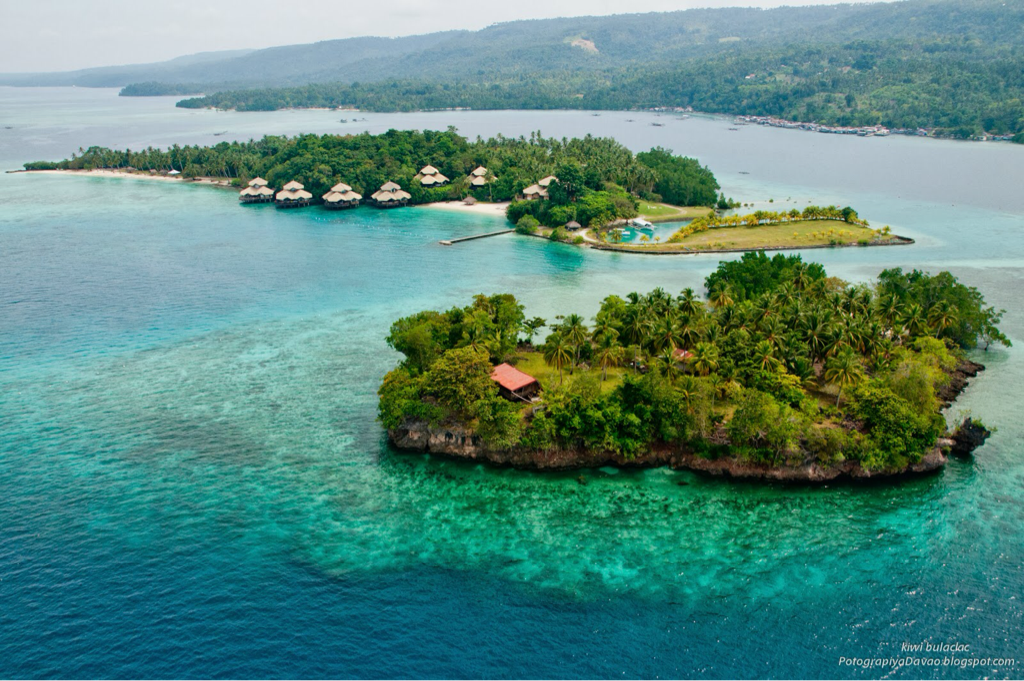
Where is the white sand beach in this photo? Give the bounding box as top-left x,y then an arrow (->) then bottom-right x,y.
422,200 -> 510,217
23,169 -> 234,187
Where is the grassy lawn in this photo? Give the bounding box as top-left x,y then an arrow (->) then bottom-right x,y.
605,220 -> 896,252
513,351 -> 628,394
637,202 -> 713,222
677,220 -> 885,250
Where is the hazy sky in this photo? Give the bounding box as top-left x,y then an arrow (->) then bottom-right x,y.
2,0 -> 880,73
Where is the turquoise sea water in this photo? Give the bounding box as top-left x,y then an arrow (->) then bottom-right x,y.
1,88 -> 1023,679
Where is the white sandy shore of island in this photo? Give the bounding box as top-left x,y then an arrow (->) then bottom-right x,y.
18,169 -> 234,187
421,200 -> 510,217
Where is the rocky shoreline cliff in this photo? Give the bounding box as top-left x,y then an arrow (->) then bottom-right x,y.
387,359 -> 989,483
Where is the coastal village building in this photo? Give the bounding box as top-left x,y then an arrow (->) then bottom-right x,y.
239,177 -> 274,204
416,165 -> 449,187
275,180 -> 312,208
521,184 -> 548,200
522,175 -> 557,200
490,363 -> 540,402
322,182 -> 362,209
469,166 -> 489,188
371,181 -> 411,208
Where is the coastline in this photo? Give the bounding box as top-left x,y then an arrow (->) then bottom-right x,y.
387,358 -> 986,483
421,200 -> 510,217
589,234 -> 915,256
11,168 -> 236,188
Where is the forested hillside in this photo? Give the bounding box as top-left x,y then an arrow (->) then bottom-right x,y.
5,0 -> 1023,136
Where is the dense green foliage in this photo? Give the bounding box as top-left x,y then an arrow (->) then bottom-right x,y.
379,255 -> 1009,470
9,0 -> 1022,136
27,130 -> 717,214
170,0 -> 1024,138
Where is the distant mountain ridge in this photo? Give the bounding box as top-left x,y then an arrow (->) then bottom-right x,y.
3,0 -> 1022,90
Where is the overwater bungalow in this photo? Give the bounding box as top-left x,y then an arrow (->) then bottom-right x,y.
416,165 -> 449,187
275,180 -> 313,208
490,363 -> 540,402
469,166 -> 490,188
371,181 -> 411,208
322,182 -> 362,209
239,177 -> 274,204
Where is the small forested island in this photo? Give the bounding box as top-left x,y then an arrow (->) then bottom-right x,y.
22,130 -> 723,218
379,253 -> 1008,481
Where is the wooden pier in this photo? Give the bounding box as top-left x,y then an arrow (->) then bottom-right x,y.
439,229 -> 514,246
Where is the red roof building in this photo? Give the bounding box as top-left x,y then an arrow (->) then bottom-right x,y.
490,363 -> 541,401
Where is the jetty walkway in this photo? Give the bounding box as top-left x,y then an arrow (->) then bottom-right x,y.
439,229 -> 514,246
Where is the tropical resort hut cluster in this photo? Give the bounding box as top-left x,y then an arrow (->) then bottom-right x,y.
522,175 -> 557,200
371,181 -> 412,208
469,166 -> 490,188
275,180 -> 313,208
416,165 -> 449,187
239,177 -> 274,204
490,363 -> 541,402
322,182 -> 362,209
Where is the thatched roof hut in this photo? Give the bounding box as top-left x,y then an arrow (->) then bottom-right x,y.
275,181 -> 313,208
565,220 -> 582,231
538,175 -> 558,187
416,165 -> 450,187
322,182 -> 363,209
522,184 -> 548,200
240,176 -> 274,203
471,166 -> 488,177
371,181 -> 411,207
463,196 -> 478,205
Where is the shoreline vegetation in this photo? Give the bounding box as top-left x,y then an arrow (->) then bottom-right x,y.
20,130 -> 912,255
20,130 -> 721,216
157,0 -> 1024,144
379,254 -> 1009,482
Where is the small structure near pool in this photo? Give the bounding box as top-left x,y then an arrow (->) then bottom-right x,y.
490,363 -> 540,402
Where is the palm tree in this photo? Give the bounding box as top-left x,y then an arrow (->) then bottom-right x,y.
824,348 -> 864,406
677,288 -> 703,317
522,317 -> 546,345
593,334 -> 624,381
691,342 -> 720,377
928,300 -> 958,338
543,333 -> 573,384
902,303 -> 927,337
622,307 -> 651,371
562,314 -> 589,369
651,314 -> 682,355
753,340 -> 782,372
708,284 -> 734,310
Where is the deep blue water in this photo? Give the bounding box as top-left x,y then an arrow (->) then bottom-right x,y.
1,88 -> 1023,679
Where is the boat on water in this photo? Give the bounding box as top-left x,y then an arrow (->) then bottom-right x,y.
628,218 -> 655,230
